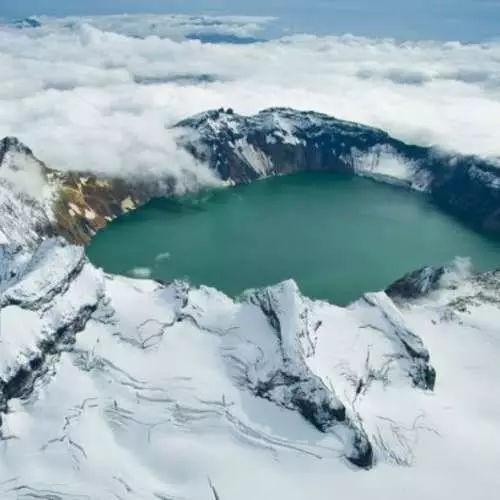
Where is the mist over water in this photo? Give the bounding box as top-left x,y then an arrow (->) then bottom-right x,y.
88,174 -> 500,305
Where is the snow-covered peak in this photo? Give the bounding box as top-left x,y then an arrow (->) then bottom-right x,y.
0,137 -> 41,173
176,107 -> 388,145
0,137 -> 45,174
0,137 -> 50,201
176,107 -> 500,232
0,237 -> 499,498
0,136 -> 32,156
0,137 -> 59,246
0,238 -> 428,477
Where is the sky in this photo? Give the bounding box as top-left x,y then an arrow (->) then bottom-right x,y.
2,0 -> 500,42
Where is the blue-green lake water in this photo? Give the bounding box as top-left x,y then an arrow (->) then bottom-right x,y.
88,174 -> 500,305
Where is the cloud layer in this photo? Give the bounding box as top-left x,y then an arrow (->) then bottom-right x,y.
0,15 -> 499,184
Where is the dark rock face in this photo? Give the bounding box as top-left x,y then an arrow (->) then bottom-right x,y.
428,157 -> 500,233
245,284 -> 374,468
3,107 -> 500,246
386,265 -> 446,300
176,107 -> 407,183
0,137 -> 33,160
416,363 -> 437,393
254,370 -> 347,428
175,107 -> 500,236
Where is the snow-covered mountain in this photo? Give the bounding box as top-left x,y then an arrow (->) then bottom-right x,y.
0,137 -> 175,246
0,137 -> 57,246
176,107 -> 500,234
1,108 -> 500,498
2,107 -> 500,248
1,236 -> 499,499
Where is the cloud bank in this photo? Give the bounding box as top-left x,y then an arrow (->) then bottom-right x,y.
5,13 -> 275,40
0,14 -> 499,184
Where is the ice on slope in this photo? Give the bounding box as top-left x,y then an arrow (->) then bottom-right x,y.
232,138 -> 273,175
2,239 -> 498,498
0,137 -> 58,246
0,239 -> 103,382
351,144 -> 433,191
0,140 -> 48,201
0,180 -> 52,246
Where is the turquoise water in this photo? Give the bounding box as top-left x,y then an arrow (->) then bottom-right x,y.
88,174 -> 500,305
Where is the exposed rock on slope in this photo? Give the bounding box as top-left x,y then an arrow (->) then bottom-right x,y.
0,237 -> 436,490
1,237 -> 500,498
386,265 -> 446,300
2,107 -> 500,246
0,137 -> 175,246
0,132 -> 500,495
176,107 -> 500,233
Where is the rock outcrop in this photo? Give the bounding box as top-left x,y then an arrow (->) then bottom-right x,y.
2,108 -> 500,246
0,237 -> 438,479
386,265 -> 446,300
0,123 -> 500,495
0,137 -> 180,245
176,107 -> 500,235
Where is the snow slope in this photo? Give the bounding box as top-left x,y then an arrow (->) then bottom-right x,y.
0,114 -> 499,498
0,239 -> 498,499
0,137 -> 58,246
3,103 -> 500,247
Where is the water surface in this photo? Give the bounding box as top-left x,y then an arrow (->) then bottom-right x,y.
88,174 -> 500,305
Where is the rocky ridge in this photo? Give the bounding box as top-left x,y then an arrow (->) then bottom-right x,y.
0,108 -> 500,497
2,107 -> 500,247
0,236 -> 499,498
0,237 -> 433,478
176,107 -> 500,233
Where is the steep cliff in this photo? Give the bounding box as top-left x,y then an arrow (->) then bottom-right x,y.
0,237 -> 499,499
1,116 -> 500,497
0,137 -> 175,245
176,107 -> 500,234
2,107 -> 500,246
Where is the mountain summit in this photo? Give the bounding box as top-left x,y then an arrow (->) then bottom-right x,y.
176,107 -> 500,233
0,109 -> 499,498
1,108 -> 500,247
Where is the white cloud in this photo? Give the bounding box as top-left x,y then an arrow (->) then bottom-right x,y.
129,266 -> 152,278
155,251 -> 171,262
3,13 -> 275,40
0,15 -> 499,187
